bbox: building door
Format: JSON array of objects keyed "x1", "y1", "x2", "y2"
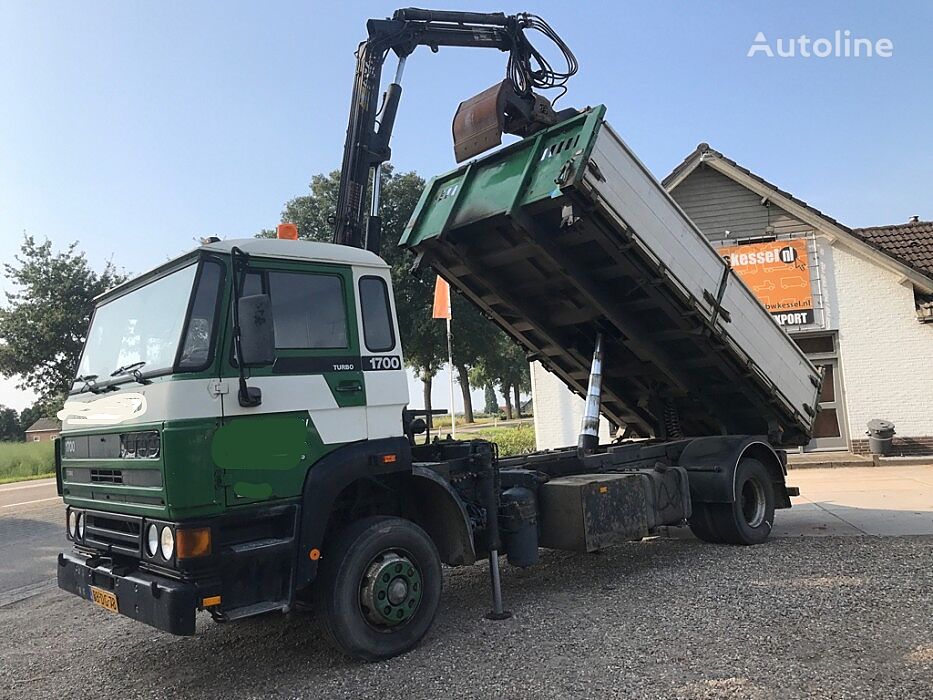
[{"x1": 793, "y1": 334, "x2": 848, "y2": 451}]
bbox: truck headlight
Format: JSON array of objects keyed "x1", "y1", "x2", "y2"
[
  {"x1": 160, "y1": 525, "x2": 175, "y2": 560},
  {"x1": 146, "y1": 523, "x2": 159, "y2": 557},
  {"x1": 76, "y1": 512, "x2": 85, "y2": 539},
  {"x1": 68, "y1": 510, "x2": 77, "y2": 538}
]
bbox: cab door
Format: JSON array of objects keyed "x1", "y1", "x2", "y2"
[
  {"x1": 217, "y1": 261, "x2": 367, "y2": 506},
  {"x1": 354, "y1": 270, "x2": 409, "y2": 439}
]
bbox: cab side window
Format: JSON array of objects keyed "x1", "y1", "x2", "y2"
[
  {"x1": 267, "y1": 271, "x2": 348, "y2": 349},
  {"x1": 359, "y1": 276, "x2": 395, "y2": 352}
]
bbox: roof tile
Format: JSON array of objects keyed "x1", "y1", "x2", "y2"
[{"x1": 850, "y1": 221, "x2": 933, "y2": 278}]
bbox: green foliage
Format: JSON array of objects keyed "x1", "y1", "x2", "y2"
[
  {"x1": 0, "y1": 441, "x2": 55, "y2": 483},
  {"x1": 469, "y1": 330, "x2": 530, "y2": 418},
  {"x1": 468, "y1": 423, "x2": 536, "y2": 457},
  {"x1": 483, "y1": 384, "x2": 498, "y2": 414},
  {"x1": 18, "y1": 402, "x2": 50, "y2": 435},
  {"x1": 0, "y1": 406, "x2": 20, "y2": 441},
  {"x1": 0, "y1": 236, "x2": 126, "y2": 403}
]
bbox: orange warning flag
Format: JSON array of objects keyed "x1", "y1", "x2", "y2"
[{"x1": 432, "y1": 277, "x2": 451, "y2": 320}]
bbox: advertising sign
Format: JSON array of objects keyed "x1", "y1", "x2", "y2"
[{"x1": 719, "y1": 239, "x2": 814, "y2": 326}]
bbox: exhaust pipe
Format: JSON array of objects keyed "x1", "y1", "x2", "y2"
[{"x1": 577, "y1": 333, "x2": 604, "y2": 457}]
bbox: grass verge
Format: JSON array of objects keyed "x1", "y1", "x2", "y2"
[
  {"x1": 0, "y1": 441, "x2": 56, "y2": 484},
  {"x1": 461, "y1": 423, "x2": 536, "y2": 456}
]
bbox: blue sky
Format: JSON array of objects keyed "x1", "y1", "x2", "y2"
[{"x1": 1, "y1": 1, "x2": 931, "y2": 411}]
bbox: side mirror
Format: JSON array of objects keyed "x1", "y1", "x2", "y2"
[{"x1": 237, "y1": 294, "x2": 275, "y2": 366}]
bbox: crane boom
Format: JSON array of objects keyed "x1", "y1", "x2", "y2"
[{"x1": 332, "y1": 8, "x2": 577, "y2": 252}]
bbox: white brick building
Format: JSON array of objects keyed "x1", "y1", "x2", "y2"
[{"x1": 533, "y1": 144, "x2": 933, "y2": 454}]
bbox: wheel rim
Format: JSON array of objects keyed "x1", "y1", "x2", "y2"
[
  {"x1": 359, "y1": 550, "x2": 423, "y2": 629},
  {"x1": 740, "y1": 476, "x2": 767, "y2": 528}
]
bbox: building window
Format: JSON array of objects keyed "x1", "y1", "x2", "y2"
[{"x1": 794, "y1": 334, "x2": 835, "y2": 355}]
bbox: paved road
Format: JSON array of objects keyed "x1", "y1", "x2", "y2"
[
  {"x1": 0, "y1": 479, "x2": 64, "y2": 606},
  {"x1": 779, "y1": 464, "x2": 933, "y2": 537}
]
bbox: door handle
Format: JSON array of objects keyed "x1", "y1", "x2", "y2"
[{"x1": 335, "y1": 380, "x2": 363, "y2": 393}]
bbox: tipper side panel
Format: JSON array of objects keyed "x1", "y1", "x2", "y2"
[{"x1": 400, "y1": 107, "x2": 820, "y2": 446}]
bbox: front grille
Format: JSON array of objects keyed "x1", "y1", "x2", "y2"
[
  {"x1": 84, "y1": 511, "x2": 142, "y2": 557},
  {"x1": 90, "y1": 468, "x2": 123, "y2": 484}
]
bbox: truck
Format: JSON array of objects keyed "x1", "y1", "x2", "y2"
[{"x1": 55, "y1": 9, "x2": 820, "y2": 661}]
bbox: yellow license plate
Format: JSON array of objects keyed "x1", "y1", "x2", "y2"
[{"x1": 89, "y1": 586, "x2": 118, "y2": 613}]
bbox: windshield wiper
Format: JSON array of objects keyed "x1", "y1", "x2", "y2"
[
  {"x1": 110, "y1": 361, "x2": 146, "y2": 377},
  {"x1": 110, "y1": 361, "x2": 151, "y2": 386},
  {"x1": 111, "y1": 361, "x2": 152, "y2": 385},
  {"x1": 73, "y1": 374, "x2": 114, "y2": 395}
]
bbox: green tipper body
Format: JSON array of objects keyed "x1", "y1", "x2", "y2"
[
  {"x1": 400, "y1": 106, "x2": 606, "y2": 249},
  {"x1": 400, "y1": 104, "x2": 820, "y2": 445}
]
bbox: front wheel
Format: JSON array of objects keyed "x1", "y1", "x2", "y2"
[
  {"x1": 316, "y1": 516, "x2": 442, "y2": 661},
  {"x1": 709, "y1": 457, "x2": 776, "y2": 545}
]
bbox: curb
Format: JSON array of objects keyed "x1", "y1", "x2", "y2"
[
  {"x1": 786, "y1": 460, "x2": 870, "y2": 470},
  {"x1": 786, "y1": 456, "x2": 933, "y2": 470}
]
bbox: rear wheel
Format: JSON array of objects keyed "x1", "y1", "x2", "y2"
[
  {"x1": 710, "y1": 458, "x2": 776, "y2": 545},
  {"x1": 316, "y1": 516, "x2": 442, "y2": 661},
  {"x1": 688, "y1": 503, "x2": 723, "y2": 543}
]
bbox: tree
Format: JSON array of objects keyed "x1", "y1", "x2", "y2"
[
  {"x1": 449, "y1": 292, "x2": 492, "y2": 423},
  {"x1": 0, "y1": 406, "x2": 20, "y2": 442},
  {"x1": 469, "y1": 330, "x2": 531, "y2": 420},
  {"x1": 483, "y1": 383, "x2": 498, "y2": 415},
  {"x1": 0, "y1": 236, "x2": 126, "y2": 404},
  {"x1": 18, "y1": 403, "x2": 46, "y2": 437},
  {"x1": 500, "y1": 339, "x2": 531, "y2": 418}
]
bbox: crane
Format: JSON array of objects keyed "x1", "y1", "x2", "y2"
[{"x1": 331, "y1": 8, "x2": 578, "y2": 252}]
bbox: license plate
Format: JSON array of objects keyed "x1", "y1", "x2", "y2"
[{"x1": 89, "y1": 586, "x2": 118, "y2": 613}]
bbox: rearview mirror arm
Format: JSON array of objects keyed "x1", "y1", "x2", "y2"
[{"x1": 231, "y1": 247, "x2": 262, "y2": 407}]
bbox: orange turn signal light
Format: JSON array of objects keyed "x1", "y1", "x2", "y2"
[
  {"x1": 277, "y1": 223, "x2": 298, "y2": 240},
  {"x1": 176, "y1": 526, "x2": 212, "y2": 559},
  {"x1": 201, "y1": 595, "x2": 222, "y2": 607},
  {"x1": 382, "y1": 454, "x2": 397, "y2": 464}
]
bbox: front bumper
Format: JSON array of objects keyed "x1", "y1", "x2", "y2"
[{"x1": 57, "y1": 552, "x2": 202, "y2": 635}]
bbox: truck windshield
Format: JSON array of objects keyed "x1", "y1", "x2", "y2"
[{"x1": 75, "y1": 263, "x2": 203, "y2": 388}]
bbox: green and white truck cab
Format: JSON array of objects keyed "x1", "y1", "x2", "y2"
[{"x1": 56, "y1": 238, "x2": 441, "y2": 654}]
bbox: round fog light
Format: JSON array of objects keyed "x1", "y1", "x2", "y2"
[
  {"x1": 76, "y1": 512, "x2": 85, "y2": 539},
  {"x1": 68, "y1": 510, "x2": 77, "y2": 537},
  {"x1": 146, "y1": 523, "x2": 159, "y2": 557},
  {"x1": 160, "y1": 525, "x2": 175, "y2": 560}
]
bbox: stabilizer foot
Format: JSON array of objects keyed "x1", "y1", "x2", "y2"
[
  {"x1": 485, "y1": 549, "x2": 512, "y2": 620},
  {"x1": 485, "y1": 610, "x2": 513, "y2": 621}
]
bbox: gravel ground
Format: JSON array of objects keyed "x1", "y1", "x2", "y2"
[{"x1": 1, "y1": 535, "x2": 931, "y2": 699}]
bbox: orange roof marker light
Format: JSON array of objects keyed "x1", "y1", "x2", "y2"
[{"x1": 277, "y1": 223, "x2": 299, "y2": 240}]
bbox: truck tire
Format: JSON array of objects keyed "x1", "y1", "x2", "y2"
[
  {"x1": 316, "y1": 516, "x2": 442, "y2": 661},
  {"x1": 687, "y1": 503, "x2": 722, "y2": 543},
  {"x1": 710, "y1": 457, "x2": 775, "y2": 545}
]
